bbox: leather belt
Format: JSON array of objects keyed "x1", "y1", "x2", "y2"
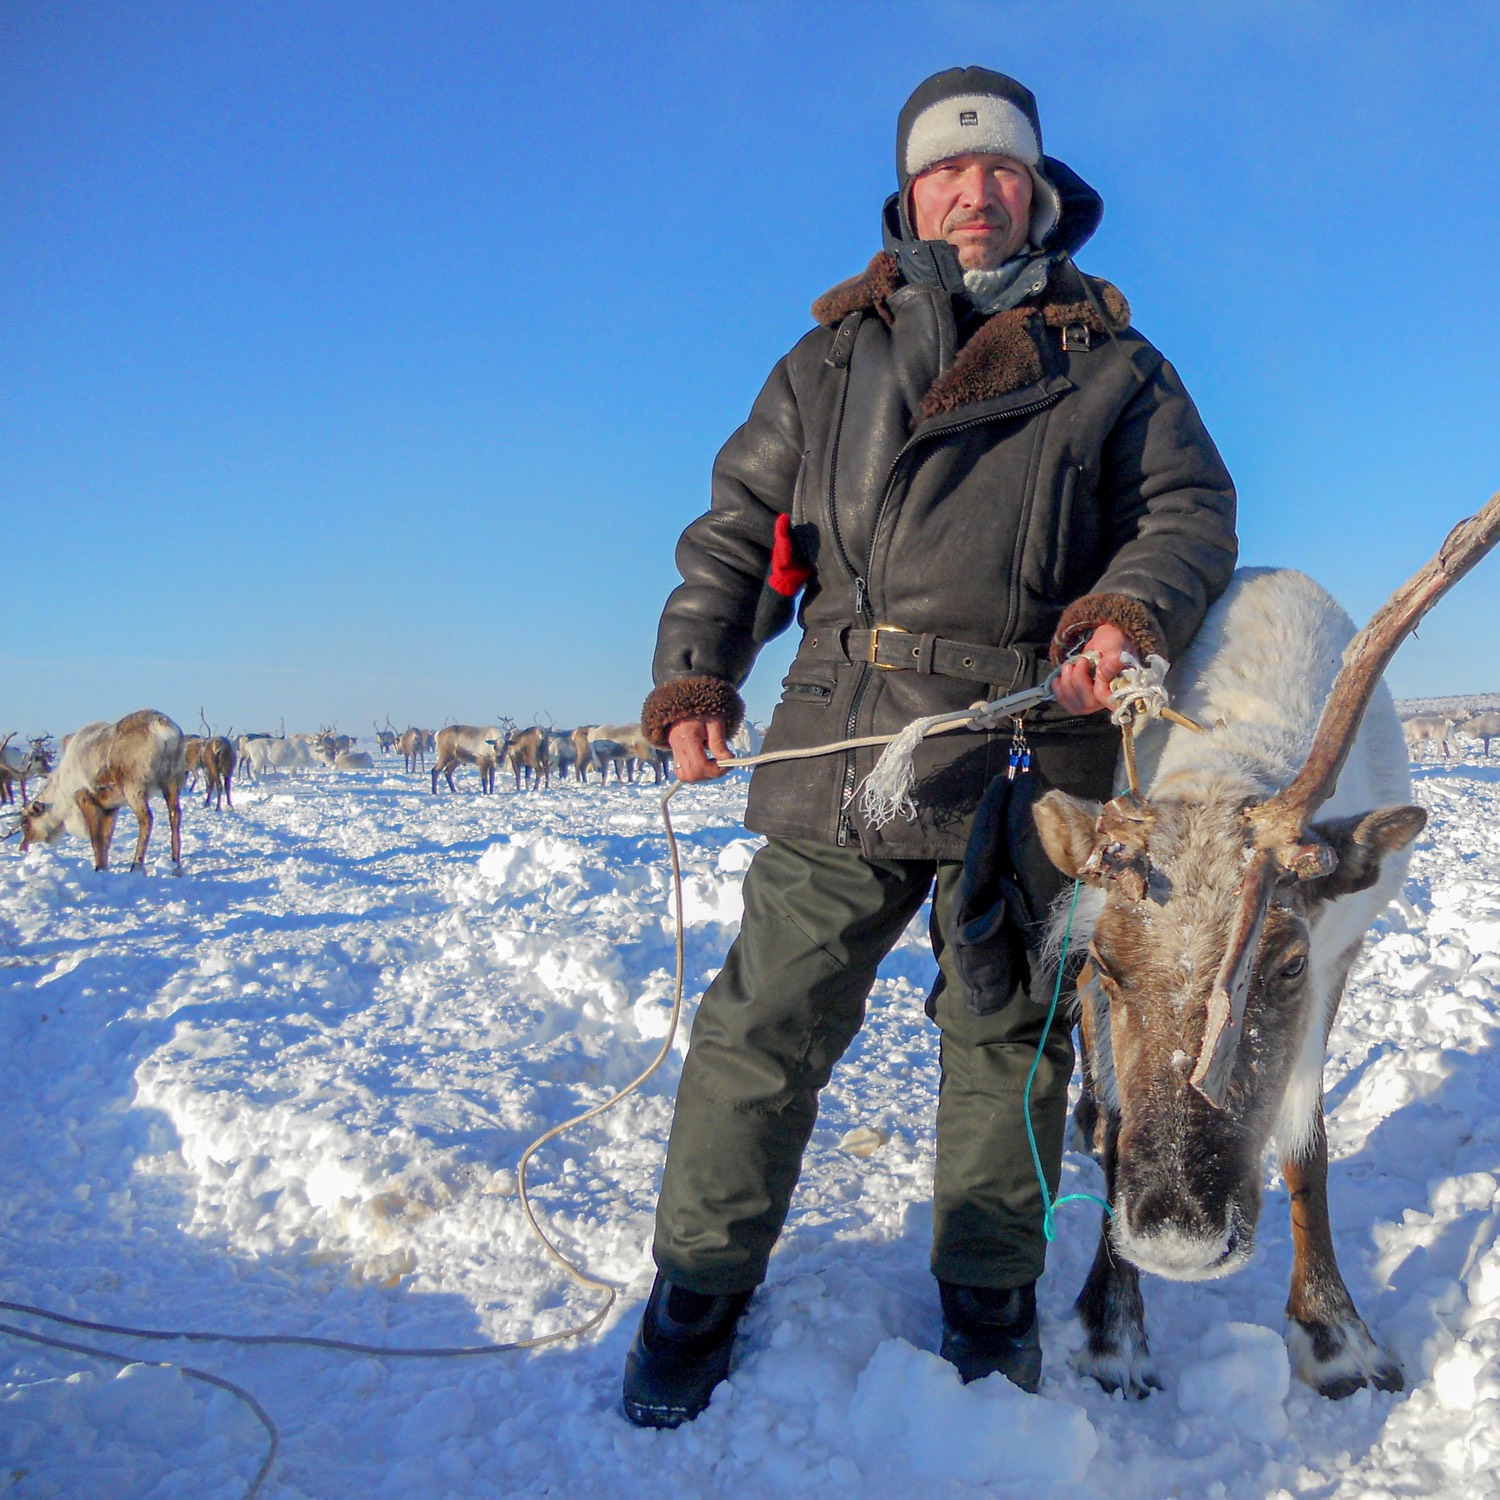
[{"x1": 828, "y1": 626, "x2": 1037, "y2": 687}]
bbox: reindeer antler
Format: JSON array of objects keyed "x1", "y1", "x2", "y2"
[
  {"x1": 1255, "y1": 489, "x2": 1500, "y2": 849},
  {"x1": 1193, "y1": 489, "x2": 1500, "y2": 1107}
]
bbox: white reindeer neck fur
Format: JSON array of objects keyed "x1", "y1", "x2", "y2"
[
  {"x1": 1044, "y1": 568, "x2": 1415, "y2": 1158},
  {"x1": 28, "y1": 721, "x2": 112, "y2": 842}
]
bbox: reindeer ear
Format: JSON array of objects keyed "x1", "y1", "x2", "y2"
[
  {"x1": 1305, "y1": 805, "x2": 1427, "y2": 899},
  {"x1": 1033, "y1": 789, "x2": 1104, "y2": 881}
]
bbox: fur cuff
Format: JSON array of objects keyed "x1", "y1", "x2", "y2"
[
  {"x1": 1049, "y1": 593, "x2": 1167, "y2": 664},
  {"x1": 641, "y1": 676, "x2": 746, "y2": 748}
]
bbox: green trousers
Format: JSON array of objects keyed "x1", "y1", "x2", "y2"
[{"x1": 651, "y1": 833, "x2": 1075, "y2": 1294}]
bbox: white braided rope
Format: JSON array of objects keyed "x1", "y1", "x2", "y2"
[
  {"x1": 856, "y1": 675, "x2": 1058, "y2": 829},
  {"x1": 1105, "y1": 652, "x2": 1172, "y2": 726}
]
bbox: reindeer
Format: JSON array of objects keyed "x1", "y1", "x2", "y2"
[
  {"x1": 431, "y1": 724, "x2": 504, "y2": 793},
  {"x1": 374, "y1": 718, "x2": 398, "y2": 755},
  {"x1": 16, "y1": 710, "x2": 187, "y2": 872},
  {"x1": 545, "y1": 730, "x2": 580, "y2": 781},
  {"x1": 1401, "y1": 711, "x2": 1455, "y2": 759},
  {"x1": 569, "y1": 726, "x2": 597, "y2": 783},
  {"x1": 586, "y1": 724, "x2": 634, "y2": 785},
  {"x1": 399, "y1": 727, "x2": 428, "y2": 774},
  {"x1": 1030, "y1": 497, "x2": 1500, "y2": 1404},
  {"x1": 238, "y1": 734, "x2": 322, "y2": 780},
  {"x1": 625, "y1": 724, "x2": 672, "y2": 784},
  {"x1": 503, "y1": 725, "x2": 551, "y2": 791},
  {"x1": 1457, "y1": 708, "x2": 1500, "y2": 756},
  {"x1": 334, "y1": 749, "x2": 374, "y2": 771},
  {"x1": 0, "y1": 733, "x2": 53, "y2": 806},
  {"x1": 199, "y1": 737, "x2": 236, "y2": 808}
]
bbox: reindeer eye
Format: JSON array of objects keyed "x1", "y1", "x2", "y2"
[{"x1": 1278, "y1": 955, "x2": 1308, "y2": 981}]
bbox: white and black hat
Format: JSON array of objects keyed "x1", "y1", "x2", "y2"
[{"x1": 896, "y1": 66, "x2": 1062, "y2": 248}]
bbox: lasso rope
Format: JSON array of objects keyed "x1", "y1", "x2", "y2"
[{"x1": 0, "y1": 652, "x2": 1194, "y2": 1490}]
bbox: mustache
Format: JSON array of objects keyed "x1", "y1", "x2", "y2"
[{"x1": 942, "y1": 210, "x2": 1010, "y2": 233}]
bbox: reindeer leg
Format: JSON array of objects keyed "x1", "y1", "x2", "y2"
[
  {"x1": 165, "y1": 782, "x2": 182, "y2": 871},
  {"x1": 125, "y1": 788, "x2": 153, "y2": 871},
  {"x1": 1282, "y1": 1104, "x2": 1402, "y2": 1397},
  {"x1": 1073, "y1": 1108, "x2": 1159, "y2": 1397},
  {"x1": 75, "y1": 789, "x2": 111, "y2": 871},
  {"x1": 1069, "y1": 979, "x2": 1103, "y2": 1158}
]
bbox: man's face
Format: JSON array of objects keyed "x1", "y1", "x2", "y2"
[{"x1": 909, "y1": 152, "x2": 1034, "y2": 270}]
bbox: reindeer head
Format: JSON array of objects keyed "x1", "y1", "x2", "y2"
[
  {"x1": 1029, "y1": 490, "x2": 1499, "y2": 1282},
  {"x1": 17, "y1": 795, "x2": 64, "y2": 850},
  {"x1": 1036, "y1": 784, "x2": 1423, "y2": 1279}
]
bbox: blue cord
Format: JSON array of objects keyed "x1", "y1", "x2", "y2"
[{"x1": 1022, "y1": 878, "x2": 1113, "y2": 1241}]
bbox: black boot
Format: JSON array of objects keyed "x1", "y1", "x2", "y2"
[
  {"x1": 622, "y1": 1273, "x2": 754, "y2": 1429},
  {"x1": 938, "y1": 1280, "x2": 1042, "y2": 1392}
]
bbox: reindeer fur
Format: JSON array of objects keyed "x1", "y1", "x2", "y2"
[{"x1": 1037, "y1": 568, "x2": 1421, "y2": 1399}]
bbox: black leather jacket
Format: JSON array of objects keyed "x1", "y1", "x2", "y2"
[{"x1": 649, "y1": 197, "x2": 1236, "y2": 860}]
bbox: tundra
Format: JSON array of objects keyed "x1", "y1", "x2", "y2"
[
  {"x1": 431, "y1": 724, "x2": 503, "y2": 793},
  {"x1": 20, "y1": 710, "x2": 187, "y2": 872},
  {"x1": 1033, "y1": 568, "x2": 1429, "y2": 1401}
]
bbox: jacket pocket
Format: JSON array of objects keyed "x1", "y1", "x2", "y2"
[
  {"x1": 779, "y1": 665, "x2": 836, "y2": 705},
  {"x1": 1047, "y1": 462, "x2": 1101, "y2": 595}
]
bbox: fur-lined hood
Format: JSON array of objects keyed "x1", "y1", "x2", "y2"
[{"x1": 811, "y1": 251, "x2": 1132, "y2": 424}]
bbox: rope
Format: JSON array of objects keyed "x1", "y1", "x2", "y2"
[
  {"x1": 0, "y1": 780, "x2": 698, "y2": 1497},
  {"x1": 1022, "y1": 880, "x2": 1113, "y2": 1238},
  {"x1": 2, "y1": 659, "x2": 1177, "y2": 1483},
  {"x1": 0, "y1": 1318, "x2": 279, "y2": 1500}
]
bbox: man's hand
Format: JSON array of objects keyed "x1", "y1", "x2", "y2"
[
  {"x1": 668, "y1": 716, "x2": 732, "y2": 782},
  {"x1": 1053, "y1": 624, "x2": 1131, "y2": 715}
]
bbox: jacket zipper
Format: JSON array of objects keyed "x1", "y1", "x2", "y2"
[{"x1": 834, "y1": 390, "x2": 1064, "y2": 847}]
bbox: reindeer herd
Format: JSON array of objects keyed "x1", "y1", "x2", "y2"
[{"x1": 2, "y1": 709, "x2": 732, "y2": 873}]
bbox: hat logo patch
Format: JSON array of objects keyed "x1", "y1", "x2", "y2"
[{"x1": 959, "y1": 109, "x2": 979, "y2": 125}]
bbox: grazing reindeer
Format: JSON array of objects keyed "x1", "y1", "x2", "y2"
[
  {"x1": 19, "y1": 710, "x2": 187, "y2": 872},
  {"x1": 431, "y1": 724, "x2": 504, "y2": 793},
  {"x1": 1032, "y1": 496, "x2": 1499, "y2": 1403},
  {"x1": 1401, "y1": 711, "x2": 1455, "y2": 759}
]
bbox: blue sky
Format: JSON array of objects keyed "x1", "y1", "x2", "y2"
[{"x1": 4, "y1": 1, "x2": 1498, "y2": 738}]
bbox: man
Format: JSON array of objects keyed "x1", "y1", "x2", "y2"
[{"x1": 624, "y1": 66, "x2": 1237, "y2": 1428}]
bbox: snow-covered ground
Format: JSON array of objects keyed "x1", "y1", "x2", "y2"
[{"x1": 2, "y1": 751, "x2": 1499, "y2": 1499}]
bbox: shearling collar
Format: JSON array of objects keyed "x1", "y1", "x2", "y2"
[{"x1": 810, "y1": 251, "x2": 1132, "y2": 423}]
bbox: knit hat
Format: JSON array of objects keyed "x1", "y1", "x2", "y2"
[{"x1": 896, "y1": 66, "x2": 1061, "y2": 248}]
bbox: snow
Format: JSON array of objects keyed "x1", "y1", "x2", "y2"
[{"x1": 3, "y1": 754, "x2": 1500, "y2": 1498}]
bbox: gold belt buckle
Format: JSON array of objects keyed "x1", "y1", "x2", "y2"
[{"x1": 869, "y1": 623, "x2": 911, "y2": 669}]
